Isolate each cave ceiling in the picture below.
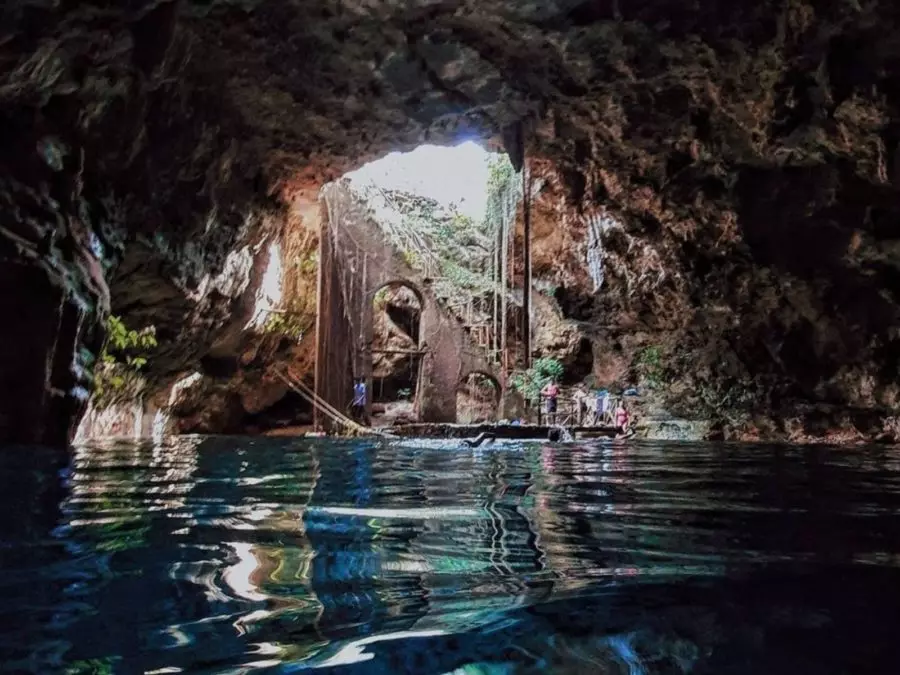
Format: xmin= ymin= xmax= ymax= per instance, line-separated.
xmin=3 ymin=0 xmax=900 ymax=442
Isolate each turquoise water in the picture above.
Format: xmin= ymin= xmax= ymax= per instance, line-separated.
xmin=3 ymin=437 xmax=900 ymax=674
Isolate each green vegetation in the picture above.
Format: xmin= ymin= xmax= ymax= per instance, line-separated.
xmin=358 ymin=152 xmax=521 ymax=320
xmin=397 ymin=387 xmax=412 ymax=401
xmin=485 ymin=153 xmax=517 ymax=212
xmin=510 ymin=357 xmax=564 ymax=404
xmin=297 ymin=250 xmax=318 ymax=274
xmin=93 ymin=315 xmax=157 ymax=409
xmin=401 ymin=249 xmax=419 ymax=269
xmin=66 ymin=658 xmax=119 ymax=675
xmin=695 ymin=379 xmax=757 ymax=427
xmin=261 ymin=311 xmax=309 ymax=340
xmin=373 ymin=286 xmax=390 ymax=311
xmin=636 ymin=345 xmax=666 ymax=387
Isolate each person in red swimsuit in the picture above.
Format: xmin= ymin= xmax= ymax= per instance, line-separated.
xmin=614 ymin=400 xmax=631 ymax=435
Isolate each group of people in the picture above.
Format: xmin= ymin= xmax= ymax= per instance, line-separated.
xmin=540 ymin=380 xmax=632 ymax=435
xmin=350 ymin=375 xmax=632 ymax=437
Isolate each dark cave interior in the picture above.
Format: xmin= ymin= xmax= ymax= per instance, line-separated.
xmin=3 ymin=0 xmax=900 ymax=444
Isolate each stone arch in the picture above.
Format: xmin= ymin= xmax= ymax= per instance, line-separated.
xmin=456 ymin=371 xmax=501 ymax=424
xmin=371 ymin=279 xmax=424 ymax=305
xmin=369 ymin=280 xmax=424 ymax=422
xmin=370 ymin=279 xmax=424 ymax=346
xmin=316 ymin=182 xmax=511 ymax=427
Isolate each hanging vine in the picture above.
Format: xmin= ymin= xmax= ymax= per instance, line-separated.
xmin=351 ymin=153 xmax=522 ymax=326
xmin=483 ymin=153 xmax=521 ymax=243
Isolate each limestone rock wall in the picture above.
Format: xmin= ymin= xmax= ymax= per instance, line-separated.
xmin=4 ymin=0 xmax=900 ymax=442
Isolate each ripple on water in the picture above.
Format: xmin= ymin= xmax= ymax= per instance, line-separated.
xmin=1 ymin=437 xmax=900 ymax=673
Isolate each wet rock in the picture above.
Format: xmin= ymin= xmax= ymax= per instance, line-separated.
xmin=532 ymin=293 xmax=587 ymax=371
xmin=639 ymin=417 xmax=713 ymax=442
xmin=5 ymin=0 xmax=900 ymax=442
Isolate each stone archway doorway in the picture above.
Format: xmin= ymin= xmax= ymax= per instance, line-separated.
xmin=369 ymin=281 xmax=424 ymax=424
xmin=456 ymin=372 xmax=501 ymax=424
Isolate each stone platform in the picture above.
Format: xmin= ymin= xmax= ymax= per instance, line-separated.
xmin=377 ymin=423 xmax=620 ymax=440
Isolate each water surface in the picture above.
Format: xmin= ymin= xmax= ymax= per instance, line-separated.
xmin=3 ymin=437 xmax=900 ymax=674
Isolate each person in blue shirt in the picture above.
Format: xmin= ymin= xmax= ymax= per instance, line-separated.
xmin=595 ymin=389 xmax=610 ymax=425
xmin=350 ymin=379 xmax=367 ymax=423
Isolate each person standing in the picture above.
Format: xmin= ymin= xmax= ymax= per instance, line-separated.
xmin=614 ymin=399 xmax=631 ymax=436
xmin=350 ymin=379 xmax=367 ymax=424
xmin=594 ymin=389 xmax=609 ymax=426
xmin=572 ymin=385 xmax=588 ymax=426
xmin=541 ymin=379 xmax=560 ymax=426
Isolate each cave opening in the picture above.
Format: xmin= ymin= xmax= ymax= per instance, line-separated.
xmin=242 ymin=389 xmax=313 ymax=434
xmin=385 ymin=300 xmax=420 ymax=345
xmin=5 ymin=2 xmax=900 ymax=448
xmin=345 ymin=141 xmax=497 ymax=225
xmin=330 ymin=141 xmax=526 ymax=425
xmin=562 ymin=338 xmax=595 ymax=385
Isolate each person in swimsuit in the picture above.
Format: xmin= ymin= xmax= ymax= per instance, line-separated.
xmin=541 ymin=379 xmax=560 ymax=426
xmin=463 ymin=431 xmax=495 ymax=447
xmin=614 ymin=400 xmax=631 ymax=436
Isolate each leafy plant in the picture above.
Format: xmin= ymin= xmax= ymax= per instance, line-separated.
xmin=510 ymin=357 xmax=564 ymax=404
xmin=397 ymin=387 xmax=412 ymax=401
xmin=636 ymin=345 xmax=666 ymax=387
xmin=105 ymin=315 xmax=157 ymax=367
xmin=297 ymin=251 xmax=318 ymax=274
xmin=356 ymin=152 xmax=521 ymax=325
xmin=66 ymin=658 xmax=119 ymax=675
xmin=373 ymin=287 xmax=390 ymax=311
xmin=401 ymin=249 xmax=419 ymax=268
xmin=93 ymin=315 xmax=157 ymax=409
xmin=262 ymin=311 xmax=308 ymax=340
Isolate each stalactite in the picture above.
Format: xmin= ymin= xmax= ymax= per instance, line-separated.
xmin=586 ymin=213 xmax=611 ymax=292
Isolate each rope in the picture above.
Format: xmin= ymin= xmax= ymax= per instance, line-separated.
xmin=276 ymin=369 xmax=360 ymax=432
xmin=275 ymin=369 xmax=394 ymax=438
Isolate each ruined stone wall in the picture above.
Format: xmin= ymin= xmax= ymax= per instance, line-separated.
xmin=316 ymin=181 xmax=505 ymax=426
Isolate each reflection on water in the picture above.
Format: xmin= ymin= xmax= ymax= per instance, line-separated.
xmin=2 ymin=438 xmax=900 ymax=673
